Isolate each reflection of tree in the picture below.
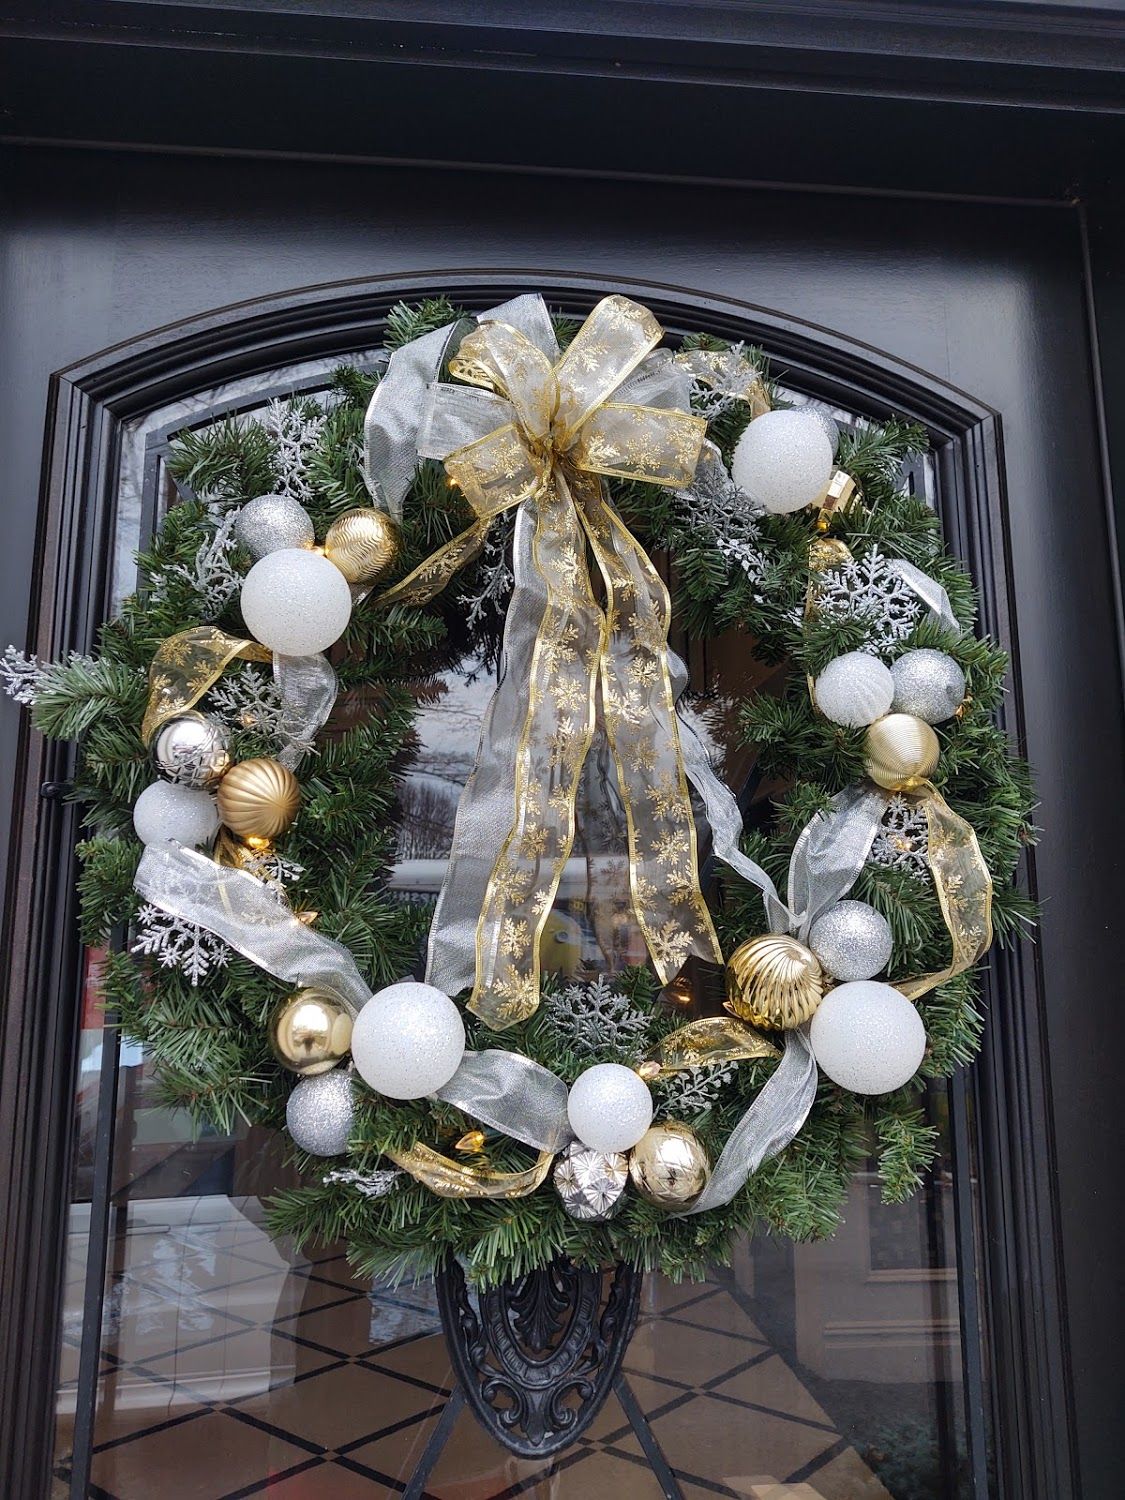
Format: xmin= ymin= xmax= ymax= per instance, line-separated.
xmin=396 ymin=777 xmax=460 ymax=859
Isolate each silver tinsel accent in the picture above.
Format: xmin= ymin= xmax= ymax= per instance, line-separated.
xmin=286 ymin=1069 xmax=355 ymax=1156
xmin=543 ymin=976 xmax=652 ymax=1061
xmin=552 ymin=1141 xmax=629 ymax=1222
xmin=132 ymin=904 xmax=230 ymax=985
xmin=670 ymin=449 xmax=768 ymax=588
xmin=322 ymin=1166 xmax=401 ymax=1199
xmin=233 ymin=493 xmax=315 ymax=560
xmin=152 ymin=713 xmax=230 ymax=788
xmin=890 ymin=648 xmax=966 ymax=724
xmin=869 ymin=795 xmax=930 ymax=881
xmin=149 ymin=510 xmax=243 ymax=619
xmin=808 ymin=899 xmax=893 ymax=982
xmin=813 ymin=547 xmax=923 ymax=657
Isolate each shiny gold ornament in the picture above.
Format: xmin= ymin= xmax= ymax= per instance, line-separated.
xmin=814 ymin=469 xmax=862 ymax=533
xmin=864 ymin=713 xmax=941 ymax=791
xmin=661 ymin=973 xmax=696 ymax=1010
xmin=323 ymin=507 xmax=400 ymax=585
xmin=454 ymin=1129 xmax=486 ymax=1155
xmin=628 ymin=1121 xmax=711 ymax=1209
xmin=216 ymin=757 xmax=300 ymax=839
xmin=635 ymin=1060 xmax=662 ymax=1083
xmin=271 ymin=988 xmax=353 ymax=1075
xmin=725 ymin=934 xmax=825 ymax=1030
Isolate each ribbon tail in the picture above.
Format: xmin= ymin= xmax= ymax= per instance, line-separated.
xmin=273 ymin=653 xmax=338 ymax=769
xmin=897 ymin=786 xmax=993 ymax=1000
xmin=387 ymin=1144 xmax=554 ymax=1199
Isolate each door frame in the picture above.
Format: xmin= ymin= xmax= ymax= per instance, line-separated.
xmin=0 ymin=268 xmax=1074 ymax=1498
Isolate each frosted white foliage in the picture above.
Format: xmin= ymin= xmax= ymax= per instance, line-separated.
xmin=1 ymin=646 xmax=98 ymax=707
xmin=149 ymin=510 xmax=242 ymax=619
xmin=813 ymin=547 xmax=923 ymax=656
xmin=209 ymin=668 xmax=288 ymax=738
xmin=322 ymin=1167 xmax=401 ymax=1199
xmin=262 ymin=397 xmax=326 ymax=505
xmin=459 ymin=512 xmax=515 ymax=626
xmin=239 ymin=846 xmax=305 ymax=887
xmin=671 ymin=451 xmax=768 ymax=587
xmin=655 ymin=1062 xmax=736 ymax=1121
xmin=544 ymin=976 xmax=652 ymax=1060
xmin=869 ymin=794 xmax=930 ymax=880
xmin=132 ymin=904 xmax=231 ymax=985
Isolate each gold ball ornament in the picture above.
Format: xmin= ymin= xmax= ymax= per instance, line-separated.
xmin=271 ymin=988 xmax=353 ymax=1075
xmin=216 ymin=757 xmax=300 ymax=839
xmin=323 ymin=507 xmax=400 ymax=585
xmin=725 ymin=933 xmax=825 ymax=1030
xmin=629 ymin=1121 xmax=711 ymax=1209
xmin=864 ymin=712 xmax=940 ymax=791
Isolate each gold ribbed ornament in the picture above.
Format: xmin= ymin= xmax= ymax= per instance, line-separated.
xmin=628 ymin=1121 xmax=711 ymax=1208
xmin=216 ymin=757 xmax=300 ymax=839
xmin=864 ymin=712 xmax=940 ymax=791
xmin=271 ymin=988 xmax=353 ymax=1075
xmin=725 ymin=933 xmax=825 ymax=1030
xmin=323 ymin=507 xmax=400 ymax=585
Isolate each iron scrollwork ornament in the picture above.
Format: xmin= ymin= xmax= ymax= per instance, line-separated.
xmin=435 ymin=1255 xmax=642 ymax=1456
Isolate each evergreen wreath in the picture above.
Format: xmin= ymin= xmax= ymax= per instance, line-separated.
xmin=4 ymin=293 xmax=1035 ymax=1289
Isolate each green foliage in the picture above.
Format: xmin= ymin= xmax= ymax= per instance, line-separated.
xmin=18 ymin=305 xmax=1036 ymax=1291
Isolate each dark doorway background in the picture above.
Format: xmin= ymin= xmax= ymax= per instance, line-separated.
xmin=2 ymin=6 xmax=1124 ymax=1498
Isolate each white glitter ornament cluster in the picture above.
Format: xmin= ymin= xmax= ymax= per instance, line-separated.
xmin=567 ymin=1063 xmax=654 ymax=1154
xmin=286 ymin=1069 xmax=355 ymax=1157
xmin=810 ymin=980 xmax=926 ymax=1095
xmin=891 ymin=648 xmax=966 ymax=724
xmin=730 ymin=409 xmax=834 ymax=514
xmin=240 ymin=548 xmax=352 ymax=657
xmin=814 ymin=652 xmax=895 ymax=728
xmin=350 ymin=982 xmax=466 ymax=1100
xmin=809 ymin=900 xmax=893 ymax=982
xmin=132 ymin=780 xmax=219 ymax=848
xmin=234 ymin=493 xmax=315 ymax=560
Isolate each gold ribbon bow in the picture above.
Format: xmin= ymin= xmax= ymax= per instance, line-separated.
xmin=377 ymin=295 xmax=723 ymax=1027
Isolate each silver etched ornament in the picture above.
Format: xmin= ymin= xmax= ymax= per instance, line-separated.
xmin=234 ymin=493 xmax=315 ymax=560
xmin=152 ymin=712 xmax=231 ymax=788
xmin=552 ymin=1141 xmax=629 ymax=1222
xmin=809 ymin=899 xmax=894 ymax=983
xmin=285 ymin=1068 xmax=355 ymax=1156
xmin=890 ymin=649 xmax=966 ymax=724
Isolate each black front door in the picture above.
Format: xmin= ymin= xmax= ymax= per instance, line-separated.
xmin=1 ymin=145 xmax=1120 ymax=1499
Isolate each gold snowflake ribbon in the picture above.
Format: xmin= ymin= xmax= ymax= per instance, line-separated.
xmin=373 ymin=295 xmax=723 ymax=1027
xmin=141 ymin=626 xmax=272 ymax=745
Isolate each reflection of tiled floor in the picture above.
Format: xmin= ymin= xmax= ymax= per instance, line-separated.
xmin=55 ymin=1199 xmax=893 ymax=1499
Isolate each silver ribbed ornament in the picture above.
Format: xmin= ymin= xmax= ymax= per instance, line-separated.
xmin=234 ymin=493 xmax=315 ymax=560
xmin=552 ymin=1141 xmax=629 ymax=1222
xmin=152 ymin=712 xmax=231 ymax=788
xmin=890 ymin=649 xmax=966 ymax=724
xmin=809 ymin=899 xmax=894 ymax=983
xmin=285 ymin=1068 xmax=355 ymax=1156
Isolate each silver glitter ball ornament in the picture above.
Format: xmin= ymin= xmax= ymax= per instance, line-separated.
xmin=809 ymin=899 xmax=894 ymax=982
xmin=285 ymin=1068 xmax=355 ymax=1156
xmin=234 ymin=493 xmax=315 ymax=560
xmin=552 ymin=1141 xmax=629 ymax=1222
xmin=152 ymin=712 xmax=231 ymax=788
xmin=890 ymin=649 xmax=966 ymax=725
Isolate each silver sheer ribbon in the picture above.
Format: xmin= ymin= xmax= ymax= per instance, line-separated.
xmin=273 ymin=653 xmax=338 ymax=769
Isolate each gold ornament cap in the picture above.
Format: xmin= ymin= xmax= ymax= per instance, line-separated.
xmin=323 ymin=507 xmax=400 ymax=585
xmin=725 ymin=933 xmax=824 ymax=1030
xmin=628 ymin=1121 xmax=711 ymax=1209
xmin=271 ymin=988 xmax=353 ymax=1075
xmin=864 ymin=712 xmax=940 ymax=791
xmin=216 ymin=757 xmax=301 ymax=839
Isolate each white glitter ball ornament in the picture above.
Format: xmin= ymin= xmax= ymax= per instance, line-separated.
xmin=810 ymin=980 xmax=926 ymax=1094
xmin=552 ymin=1141 xmax=629 ymax=1222
xmin=350 ymin=982 xmax=466 ymax=1100
xmin=286 ymin=1068 xmax=355 ymax=1156
xmin=567 ymin=1063 xmax=654 ymax=1154
xmin=240 ymin=548 xmax=352 ymax=657
xmin=814 ymin=652 xmax=895 ymax=728
xmin=234 ymin=494 xmax=315 ymax=560
xmin=132 ymin=780 xmax=219 ymax=848
xmin=890 ymin=649 xmax=966 ymax=724
xmin=730 ymin=409 xmax=834 ymax=514
xmin=809 ymin=900 xmax=894 ymax=982
xmin=803 ymin=402 xmax=840 ymax=455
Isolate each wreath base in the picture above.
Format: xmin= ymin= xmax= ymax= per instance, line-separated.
xmin=435 ymin=1256 xmax=642 ymax=1457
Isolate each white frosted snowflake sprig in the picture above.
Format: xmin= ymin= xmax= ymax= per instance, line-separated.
xmin=209 ymin=668 xmax=288 ymax=738
xmin=132 ymin=904 xmax=231 ymax=986
xmin=148 ymin=510 xmax=242 ymax=620
xmin=263 ymin=397 xmax=326 ymax=506
xmin=868 ymin=794 xmax=930 ymax=881
xmin=543 ymin=975 xmax=653 ymax=1062
xmin=2 ymin=645 xmax=51 ymax=705
xmin=684 ymin=342 xmax=764 ymax=421
xmin=655 ymin=1061 xmax=737 ymax=1122
xmin=671 ymin=449 xmax=768 ymax=587
xmin=240 ymin=847 xmax=305 ymax=888
xmin=459 ymin=512 xmax=515 ymax=627
xmin=812 ymin=546 xmax=923 ymax=656
xmin=322 ymin=1167 xmax=401 ymax=1199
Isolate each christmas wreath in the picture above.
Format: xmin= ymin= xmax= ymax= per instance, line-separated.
xmin=5 ymin=292 xmax=1035 ymax=1290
